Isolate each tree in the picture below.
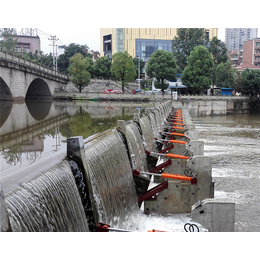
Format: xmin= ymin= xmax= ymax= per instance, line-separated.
xmin=182 ymin=46 xmax=214 ymax=93
xmin=0 ymin=28 xmax=18 ymax=53
xmin=68 ymin=53 xmax=91 ymax=93
xmin=94 ymin=56 xmax=112 ymax=79
xmin=240 ymin=69 xmax=260 ymax=96
xmin=146 ymin=49 xmax=177 ymax=90
xmin=85 ymin=56 xmax=95 ymax=78
xmin=172 ymin=28 xmax=209 ymax=73
xmin=58 ymin=43 xmax=92 ymax=73
xmin=110 ymin=51 xmax=136 ymax=93
xmin=215 ymin=61 xmax=237 ymax=89
xmin=209 ymin=37 xmax=228 ymax=87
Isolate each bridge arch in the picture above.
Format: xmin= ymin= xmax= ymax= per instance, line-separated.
xmin=25 ymin=78 xmax=52 ymax=100
xmin=0 ymin=77 xmax=13 ymax=101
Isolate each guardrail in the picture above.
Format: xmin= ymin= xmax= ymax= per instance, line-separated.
xmin=179 ymin=94 xmax=249 ymax=100
xmin=0 ymin=51 xmax=68 ymax=81
xmin=54 ymin=92 xmax=249 ymax=101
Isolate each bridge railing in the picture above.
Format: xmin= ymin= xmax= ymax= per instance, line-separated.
xmin=0 ymin=51 xmax=68 ymax=81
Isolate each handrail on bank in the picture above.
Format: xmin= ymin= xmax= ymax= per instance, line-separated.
xmin=53 ymin=91 xmax=249 ymax=101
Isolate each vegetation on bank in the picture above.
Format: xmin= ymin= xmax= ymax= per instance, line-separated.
xmin=1 ymin=28 xmax=260 ymax=109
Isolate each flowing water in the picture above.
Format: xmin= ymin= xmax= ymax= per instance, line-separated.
xmin=85 ymin=131 xmax=140 ymax=230
xmin=125 ymin=122 xmax=148 ymax=172
xmin=193 ymin=113 xmax=260 ymax=232
xmin=5 ymin=161 xmax=89 ymax=232
xmin=139 ymin=116 xmax=157 ymax=153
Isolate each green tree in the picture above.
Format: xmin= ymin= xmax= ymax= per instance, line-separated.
xmin=0 ymin=28 xmax=18 ymax=53
xmin=172 ymin=28 xmax=209 ymax=73
xmin=215 ymin=61 xmax=237 ymax=89
xmin=240 ymin=69 xmax=260 ymax=96
xmin=68 ymin=53 xmax=91 ymax=93
xmin=235 ymin=70 xmax=243 ymax=93
xmin=110 ymin=51 xmax=136 ymax=93
xmin=209 ymin=37 xmax=228 ymax=87
xmin=94 ymin=56 xmax=112 ymax=79
xmin=146 ymin=49 xmax=177 ymax=90
xmin=182 ymin=46 xmax=214 ymax=93
xmin=58 ymin=43 xmax=92 ymax=73
xmin=85 ymin=56 xmax=95 ymax=78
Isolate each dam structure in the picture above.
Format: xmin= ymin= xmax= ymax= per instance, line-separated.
xmin=0 ymin=100 xmax=235 ymax=232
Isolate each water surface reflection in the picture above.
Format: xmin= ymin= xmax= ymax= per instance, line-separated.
xmin=0 ymin=100 xmax=148 ymax=193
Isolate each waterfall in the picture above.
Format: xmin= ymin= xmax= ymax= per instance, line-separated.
xmin=148 ymin=111 xmax=160 ymax=140
xmin=5 ymin=161 xmax=89 ymax=232
xmin=154 ymin=109 xmax=163 ymax=133
xmin=125 ymin=122 xmax=148 ymax=172
xmin=85 ymin=131 xmax=140 ymax=230
xmin=139 ymin=116 xmax=157 ymax=153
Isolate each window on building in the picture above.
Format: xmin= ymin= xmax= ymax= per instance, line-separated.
xmin=103 ymin=34 xmax=112 ymax=52
xmin=135 ymin=39 xmax=172 ymax=59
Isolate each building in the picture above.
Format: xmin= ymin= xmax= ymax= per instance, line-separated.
xmin=100 ymin=28 xmax=218 ymax=61
xmin=1 ymin=28 xmax=41 ymax=54
xmin=15 ymin=35 xmax=41 ymax=54
xmin=235 ymin=62 xmax=260 ymax=72
xmin=225 ymin=28 xmax=258 ymax=52
xmin=242 ymin=38 xmax=260 ymax=66
xmin=228 ymin=50 xmax=241 ymax=67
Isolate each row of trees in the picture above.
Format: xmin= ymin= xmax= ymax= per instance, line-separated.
xmin=1 ymin=28 xmax=260 ymax=96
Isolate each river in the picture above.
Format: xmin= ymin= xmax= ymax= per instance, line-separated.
xmin=193 ymin=114 xmax=260 ymax=232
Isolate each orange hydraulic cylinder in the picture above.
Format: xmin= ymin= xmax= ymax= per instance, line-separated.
xmin=161 ymin=173 xmax=192 ymax=182
xmin=166 ymin=153 xmax=189 ymax=160
xmin=170 ymin=132 xmax=185 ymax=136
xmin=169 ymin=140 xmax=187 ymax=145
xmin=173 ymin=123 xmax=185 ymax=126
xmin=172 ymin=119 xmax=184 ymax=122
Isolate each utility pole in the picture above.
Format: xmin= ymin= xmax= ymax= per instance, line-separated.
xmin=48 ymin=35 xmax=59 ymax=70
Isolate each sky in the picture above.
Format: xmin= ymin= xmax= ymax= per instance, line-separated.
xmin=1 ymin=0 xmax=259 ymax=54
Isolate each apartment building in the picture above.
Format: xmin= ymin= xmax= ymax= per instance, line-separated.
xmin=242 ymin=38 xmax=260 ymax=66
xmin=15 ymin=35 xmax=41 ymax=54
xmin=100 ymin=28 xmax=218 ymax=60
xmin=229 ymin=50 xmax=241 ymax=67
xmin=225 ymin=28 xmax=258 ymax=52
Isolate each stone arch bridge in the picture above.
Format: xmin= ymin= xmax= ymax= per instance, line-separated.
xmin=0 ymin=51 xmax=69 ymax=101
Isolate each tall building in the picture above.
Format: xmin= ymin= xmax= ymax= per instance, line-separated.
xmin=242 ymin=38 xmax=260 ymax=67
xmin=225 ymin=28 xmax=258 ymax=52
xmin=100 ymin=28 xmax=218 ymax=61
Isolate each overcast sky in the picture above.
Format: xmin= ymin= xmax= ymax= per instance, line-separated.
xmin=1 ymin=0 xmax=259 ymax=54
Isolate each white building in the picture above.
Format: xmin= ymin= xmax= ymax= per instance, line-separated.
xmin=225 ymin=28 xmax=258 ymax=51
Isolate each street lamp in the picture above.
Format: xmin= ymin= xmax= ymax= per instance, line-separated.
xmin=137 ymin=56 xmax=141 ymax=90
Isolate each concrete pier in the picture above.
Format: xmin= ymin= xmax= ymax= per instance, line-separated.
xmin=192 ymin=198 xmax=235 ymax=232
xmin=67 ymin=136 xmax=98 ymax=230
xmin=144 ymin=107 xmax=214 ymax=217
xmin=0 ymin=181 xmax=12 ymax=232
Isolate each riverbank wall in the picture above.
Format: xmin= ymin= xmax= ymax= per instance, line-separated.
xmin=54 ymin=91 xmax=249 ymax=116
